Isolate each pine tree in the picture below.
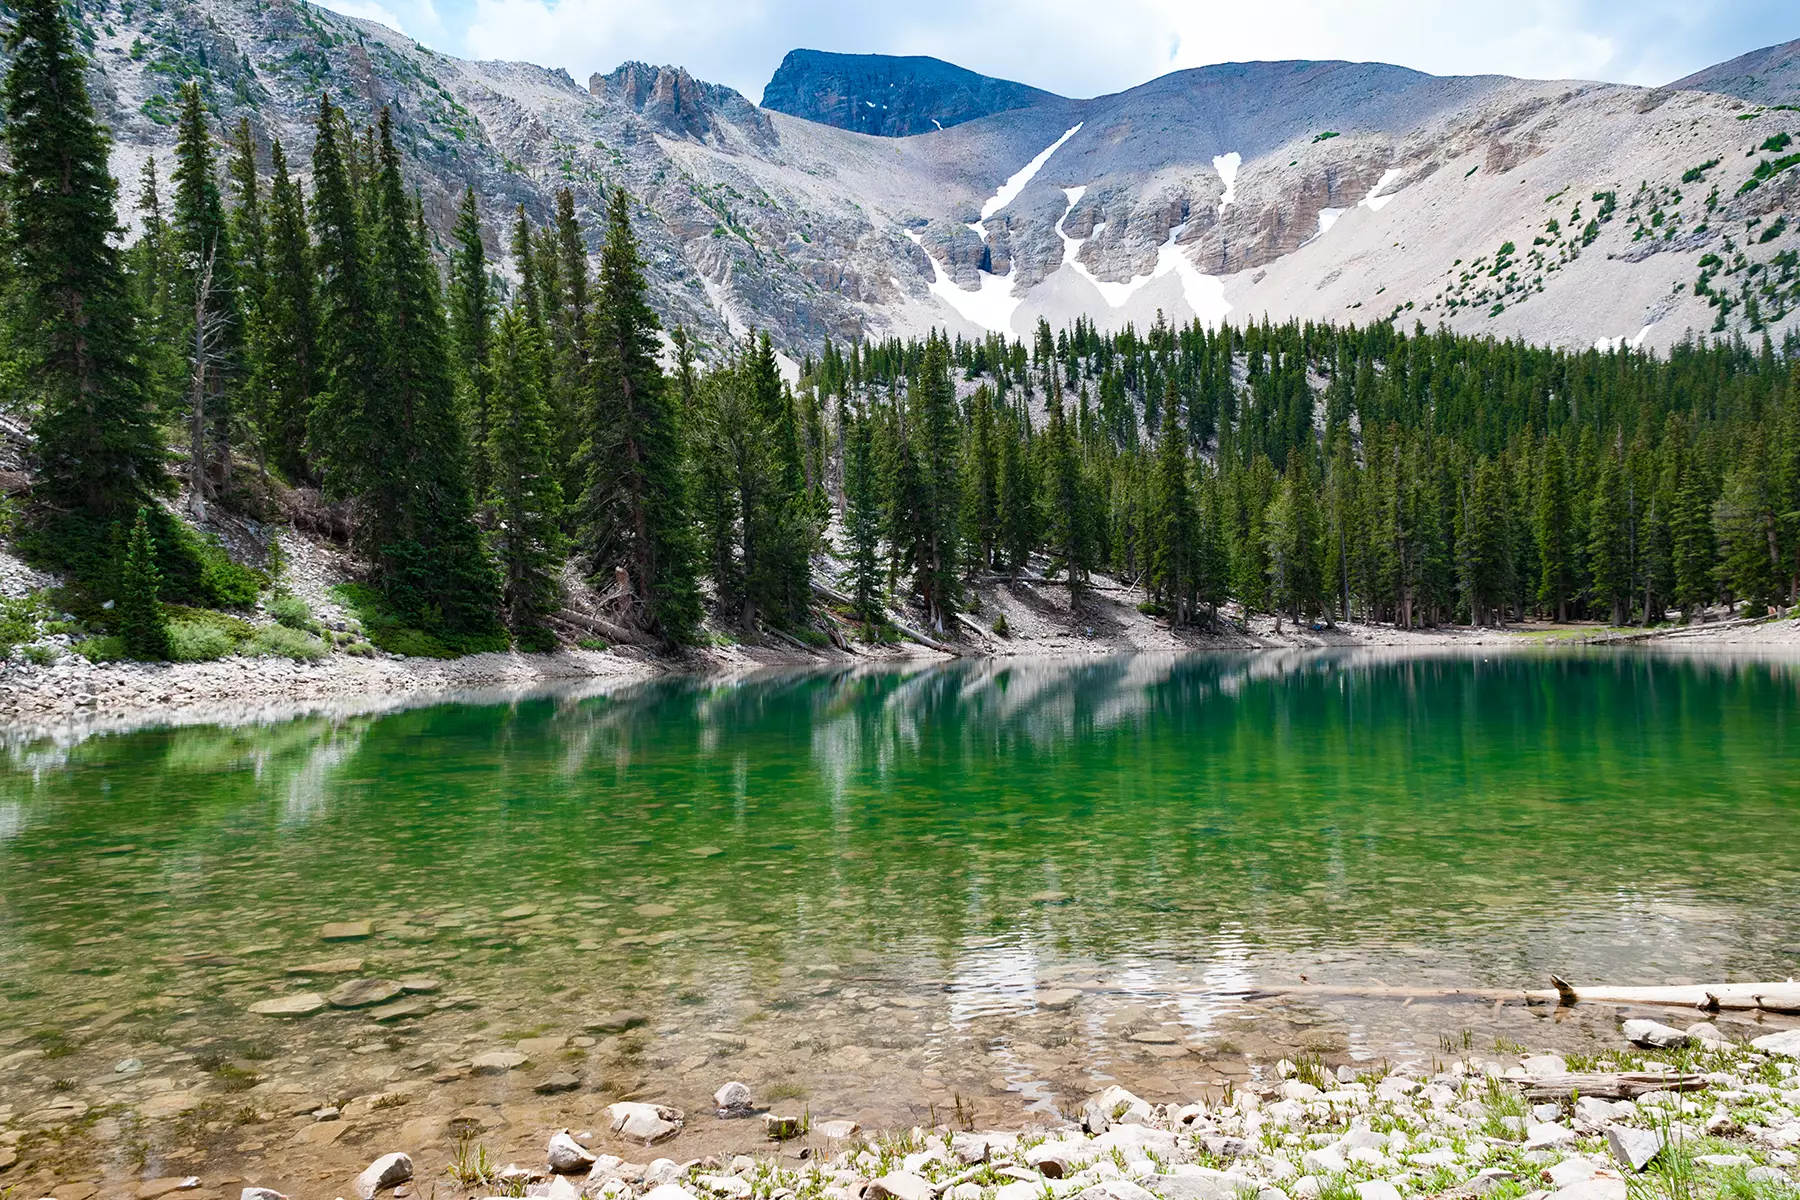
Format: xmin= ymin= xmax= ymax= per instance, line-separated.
xmin=843 ymin=398 xmax=885 ymax=630
xmin=4 ymin=0 xmax=163 ymax=535
xmin=307 ymin=93 xmax=385 ymax=501
xmin=743 ymin=332 xmax=812 ymax=627
xmin=365 ymin=112 xmax=500 ymax=636
xmin=965 ymin=384 xmax=1000 ymax=570
xmin=1148 ymin=378 xmax=1196 ymax=624
xmin=1042 ymin=380 xmax=1092 ymax=599
xmin=226 ymin=119 xmax=270 ymax=476
xmin=997 ymin=402 xmax=1037 ymax=575
xmin=127 ymin=157 xmax=185 ymax=420
xmin=1459 ymin=459 xmax=1513 ymax=627
xmin=1588 ymin=441 xmax=1631 ymax=625
xmin=579 ymin=187 xmax=701 ymax=644
xmin=1535 ymin=434 xmax=1573 ymax=621
xmin=171 ymin=83 xmax=241 ymax=506
xmin=1266 ymin=450 xmax=1324 ymax=630
xmin=1713 ymin=432 xmax=1781 ymax=614
xmin=118 ymin=508 xmax=171 ymax=660
xmin=485 ymin=309 xmax=565 ymax=646
xmin=910 ymin=336 xmax=962 ymax=628
xmin=447 ymin=188 xmax=494 ymax=496
xmin=258 ymin=138 xmax=318 ymax=483
xmin=1671 ymin=457 xmax=1715 ymax=619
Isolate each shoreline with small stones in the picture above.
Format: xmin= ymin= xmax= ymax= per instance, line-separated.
xmin=10 ymin=1013 xmax=1798 ymax=1200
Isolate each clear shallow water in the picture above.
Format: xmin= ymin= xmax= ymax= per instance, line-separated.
xmin=2 ymin=650 xmax=1799 ymax=1179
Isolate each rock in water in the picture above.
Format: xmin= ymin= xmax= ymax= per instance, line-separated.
xmin=1608 ymin=1125 xmax=1665 ymax=1172
xmin=1621 ymin=1019 xmax=1691 ymax=1049
xmin=536 ymin=1072 xmax=582 ymax=1095
xmin=607 ymin=1102 xmax=684 ymax=1143
xmin=354 ymin=1153 xmax=413 ymax=1200
xmin=815 ymin=1119 xmax=861 ymax=1140
xmin=241 ymin=1190 xmax=289 ymax=1200
xmin=328 ymin=978 xmax=405 ymax=1008
xmin=320 ymin=921 xmax=373 ymax=941
xmin=471 ymin=1051 xmax=527 ymax=1074
xmin=1752 ymin=1029 xmax=1800 ymax=1057
xmin=249 ymin=993 xmax=325 ymax=1017
xmin=714 ymin=1081 xmax=754 ymax=1117
xmin=547 ymin=1130 xmax=597 ymax=1174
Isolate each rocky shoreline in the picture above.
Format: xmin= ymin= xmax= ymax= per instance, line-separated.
xmin=10 ymin=1016 xmax=1798 ymax=1200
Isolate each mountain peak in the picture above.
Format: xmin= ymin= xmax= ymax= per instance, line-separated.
xmin=1667 ymin=37 xmax=1800 ymax=105
xmin=760 ymin=49 xmax=1060 ymax=137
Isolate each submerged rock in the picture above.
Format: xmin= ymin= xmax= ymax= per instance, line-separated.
xmin=249 ymin=993 xmax=325 ymax=1017
xmin=328 ymin=978 xmax=405 ymax=1008
xmin=320 ymin=921 xmax=373 ymax=941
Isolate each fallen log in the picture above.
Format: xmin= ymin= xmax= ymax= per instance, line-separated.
xmin=553 ymin=608 xmax=657 ymax=649
xmin=1519 ymin=1072 xmax=1708 ymax=1101
xmin=1527 ymin=976 xmax=1800 ymax=1014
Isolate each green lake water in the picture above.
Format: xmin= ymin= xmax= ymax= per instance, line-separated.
xmin=2 ymin=649 xmax=1799 ymax=1144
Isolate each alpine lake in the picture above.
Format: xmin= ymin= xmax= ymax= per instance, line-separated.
xmin=2 ymin=649 xmax=1799 ymax=1196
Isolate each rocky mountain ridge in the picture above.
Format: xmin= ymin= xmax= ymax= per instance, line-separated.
xmin=9 ymin=0 xmax=1800 ymax=356
xmin=759 ymin=48 xmax=1058 ymax=137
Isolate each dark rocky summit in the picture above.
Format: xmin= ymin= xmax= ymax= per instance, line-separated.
xmin=760 ymin=49 xmax=1059 ymax=136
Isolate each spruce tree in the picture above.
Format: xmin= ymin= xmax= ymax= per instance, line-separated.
xmin=843 ymin=398 xmax=885 ymax=630
xmin=118 ymin=508 xmax=171 ymax=660
xmin=910 ymin=335 xmax=962 ymax=628
xmin=579 ymin=187 xmax=701 ymax=644
xmin=1535 ymin=434 xmax=1573 ymax=621
xmin=4 ymin=0 xmax=163 ymax=535
xmin=1148 ymin=379 xmax=1196 ymax=624
xmin=486 ymin=309 xmax=565 ymax=646
xmin=127 ymin=157 xmax=185 ymax=420
xmin=448 ymin=187 xmax=495 ymax=496
xmin=997 ymin=401 xmax=1037 ymax=575
xmin=307 ymin=93 xmax=385 ymax=500
xmin=171 ymin=83 xmax=241 ymax=505
xmin=743 ymin=332 xmax=812 ymax=626
xmin=366 ymin=112 xmax=500 ymax=636
xmin=1588 ymin=442 xmax=1631 ymax=625
xmin=258 ymin=139 xmax=318 ymax=483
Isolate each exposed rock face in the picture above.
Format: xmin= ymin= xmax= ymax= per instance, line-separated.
xmin=761 ymin=50 xmax=1058 ymax=137
xmin=4 ymin=0 xmax=1795 ymax=361
xmin=589 ymin=63 xmax=773 ymax=146
xmin=1668 ymin=37 xmax=1800 ymax=105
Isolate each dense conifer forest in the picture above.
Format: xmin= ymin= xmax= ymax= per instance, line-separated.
xmin=4 ymin=0 xmax=1799 ymax=658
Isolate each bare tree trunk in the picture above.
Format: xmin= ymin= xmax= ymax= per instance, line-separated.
xmin=187 ymin=247 xmax=217 ymax=523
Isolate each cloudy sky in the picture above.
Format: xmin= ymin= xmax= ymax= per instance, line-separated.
xmin=321 ymin=0 xmax=1799 ymax=102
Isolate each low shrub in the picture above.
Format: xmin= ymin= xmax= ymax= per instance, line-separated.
xmin=268 ymin=594 xmax=319 ymax=633
xmin=168 ymin=620 xmax=233 ymax=662
xmin=21 ymin=644 xmax=57 ymax=666
xmin=342 ymin=640 xmax=377 ymax=658
xmin=991 ymin=613 xmax=1010 ymax=636
xmin=576 ymin=636 xmax=608 ymax=652
xmin=75 ymin=635 xmax=127 ymax=662
xmin=245 ymin=625 xmax=329 ymax=661
xmin=331 ymin=582 xmax=508 ymax=659
xmin=514 ymin=625 xmax=558 ymax=653
xmin=0 ymin=594 xmax=45 ymax=657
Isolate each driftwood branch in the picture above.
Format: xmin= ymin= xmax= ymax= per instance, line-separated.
xmin=1520 ymin=1073 xmax=1708 ymax=1101
xmin=1233 ymin=977 xmax=1800 ymax=1015
xmin=1532 ymin=976 xmax=1800 ymax=1014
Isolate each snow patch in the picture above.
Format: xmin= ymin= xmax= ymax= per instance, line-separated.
xmin=1053 ymin=191 xmax=1229 ymax=326
xmin=1213 ymin=152 xmax=1241 ymax=213
xmin=1594 ymin=323 xmax=1656 ymax=352
xmin=700 ymin=273 xmax=749 ymax=338
xmin=905 ymin=231 xmax=1022 ymax=334
xmin=968 ymin=221 xmax=988 ymax=243
xmin=1360 ymin=168 xmax=1402 ymax=212
xmin=1317 ymin=208 xmax=1348 ymax=236
xmin=981 ymin=123 xmax=1083 ymax=221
